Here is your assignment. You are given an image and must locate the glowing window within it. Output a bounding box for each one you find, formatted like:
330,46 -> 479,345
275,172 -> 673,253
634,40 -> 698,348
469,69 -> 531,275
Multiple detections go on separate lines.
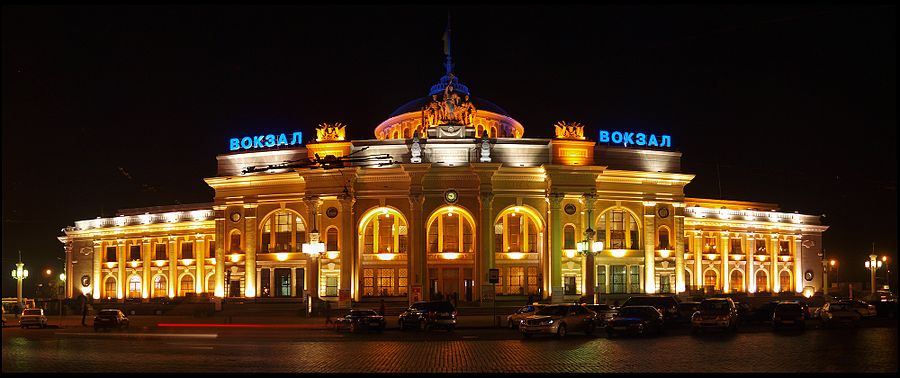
731,270 -> 743,292
326,228 -> 339,251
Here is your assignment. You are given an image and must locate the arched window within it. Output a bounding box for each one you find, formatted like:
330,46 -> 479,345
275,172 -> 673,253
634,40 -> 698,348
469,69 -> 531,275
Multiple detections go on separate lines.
657,227 -> 670,249
207,274 -> 216,294
756,270 -> 768,292
426,207 -> 476,253
229,230 -> 242,253
128,275 -> 142,298
596,208 -> 641,249
730,270 -> 743,292
326,227 -> 339,251
180,275 -> 194,296
153,275 -> 167,298
360,207 -> 408,254
104,277 -> 117,299
704,270 -> 717,291
563,225 -> 576,250
495,208 -> 541,253
779,271 -> 791,292
259,209 -> 306,253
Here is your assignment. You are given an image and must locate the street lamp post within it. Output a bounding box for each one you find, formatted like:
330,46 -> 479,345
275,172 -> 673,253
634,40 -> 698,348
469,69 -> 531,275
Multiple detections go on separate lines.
866,254 -> 878,297
10,253 -> 29,310
881,256 -> 890,292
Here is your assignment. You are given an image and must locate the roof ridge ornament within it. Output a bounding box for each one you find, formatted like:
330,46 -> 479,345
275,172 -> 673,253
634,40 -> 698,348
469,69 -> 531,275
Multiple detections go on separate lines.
554,120 -> 586,140
316,122 -> 346,142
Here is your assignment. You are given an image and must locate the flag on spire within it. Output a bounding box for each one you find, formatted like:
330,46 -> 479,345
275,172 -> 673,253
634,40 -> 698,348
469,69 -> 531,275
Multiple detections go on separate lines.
442,15 -> 451,56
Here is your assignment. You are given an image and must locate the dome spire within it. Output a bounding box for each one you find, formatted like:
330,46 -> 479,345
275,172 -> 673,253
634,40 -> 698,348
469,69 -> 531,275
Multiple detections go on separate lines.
442,11 -> 453,76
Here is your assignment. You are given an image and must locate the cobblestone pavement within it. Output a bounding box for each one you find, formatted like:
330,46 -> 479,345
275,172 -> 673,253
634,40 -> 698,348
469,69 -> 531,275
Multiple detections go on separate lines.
3,320 -> 896,373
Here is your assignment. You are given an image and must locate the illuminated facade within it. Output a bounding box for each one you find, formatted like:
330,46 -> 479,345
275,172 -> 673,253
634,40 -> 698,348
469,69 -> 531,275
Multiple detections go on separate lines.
59,57 -> 828,305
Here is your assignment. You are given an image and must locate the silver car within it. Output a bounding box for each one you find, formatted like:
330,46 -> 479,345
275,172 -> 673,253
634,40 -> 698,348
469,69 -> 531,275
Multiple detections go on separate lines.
19,308 -> 47,329
507,304 -> 546,329
520,304 -> 597,338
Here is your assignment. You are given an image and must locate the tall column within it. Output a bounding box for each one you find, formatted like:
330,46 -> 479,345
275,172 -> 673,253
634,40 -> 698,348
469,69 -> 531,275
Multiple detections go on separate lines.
168,237 -> 177,297
583,194 -> 596,301
291,267 -> 297,297
407,194 -> 422,304
340,195 -> 356,300
770,235 -> 779,293
116,241 -> 126,301
693,234 -> 702,291
142,239 -> 151,301
214,207 -> 226,297
195,236 -> 205,293
643,204 -> 655,294
304,198 -> 321,299
549,193 -> 564,302
747,236 -> 756,293
674,211 -> 685,293
244,204 -> 258,297
92,240 -> 102,300
479,192 -> 494,303
793,236 -> 802,293
721,232 -> 730,293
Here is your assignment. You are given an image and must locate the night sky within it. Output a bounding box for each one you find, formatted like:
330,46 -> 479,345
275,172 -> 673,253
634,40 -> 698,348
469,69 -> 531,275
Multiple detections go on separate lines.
2,5 -> 895,298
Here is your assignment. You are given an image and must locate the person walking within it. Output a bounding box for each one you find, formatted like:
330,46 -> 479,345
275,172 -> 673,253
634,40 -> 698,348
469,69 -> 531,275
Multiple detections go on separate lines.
324,300 -> 333,327
379,299 -> 386,316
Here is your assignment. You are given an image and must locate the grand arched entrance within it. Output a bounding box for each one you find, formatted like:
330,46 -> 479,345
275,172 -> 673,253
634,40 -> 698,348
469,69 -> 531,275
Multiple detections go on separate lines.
425,205 -> 477,302
358,207 -> 409,298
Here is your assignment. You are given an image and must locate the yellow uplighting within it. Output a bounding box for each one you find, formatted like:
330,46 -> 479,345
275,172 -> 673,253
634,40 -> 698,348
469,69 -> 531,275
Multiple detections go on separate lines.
507,252 -> 525,260
564,250 -> 577,259
376,253 -> 396,261
155,260 -> 166,267
707,254 -> 717,260
182,259 -> 194,265
610,249 -> 627,258
275,253 -> 289,261
658,249 -> 671,258
757,255 -> 766,261
802,287 -> 815,298
81,286 -> 92,295
209,258 -> 216,265
230,254 -> 241,263
326,252 -> 340,260
440,252 -> 460,260
780,256 -> 790,262
106,262 -> 116,268
130,261 -> 139,268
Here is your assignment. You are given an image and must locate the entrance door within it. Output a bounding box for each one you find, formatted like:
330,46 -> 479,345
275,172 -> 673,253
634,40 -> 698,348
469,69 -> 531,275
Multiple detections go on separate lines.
442,268 -> 460,302
229,281 -> 241,297
275,268 -> 291,297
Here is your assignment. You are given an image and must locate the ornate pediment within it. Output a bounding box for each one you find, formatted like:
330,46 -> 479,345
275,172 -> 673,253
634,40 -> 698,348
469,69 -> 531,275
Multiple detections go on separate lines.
316,122 -> 346,142
553,121 -> 585,140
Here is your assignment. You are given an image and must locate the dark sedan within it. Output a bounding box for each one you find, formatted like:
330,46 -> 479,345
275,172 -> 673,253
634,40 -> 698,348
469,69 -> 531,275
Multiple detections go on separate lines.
335,309 -> 385,332
605,306 -> 664,338
772,302 -> 805,330
93,309 -> 129,331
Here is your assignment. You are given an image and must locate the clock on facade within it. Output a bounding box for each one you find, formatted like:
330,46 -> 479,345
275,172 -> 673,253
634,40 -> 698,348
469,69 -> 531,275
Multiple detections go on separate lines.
804,270 -> 814,281
564,204 -> 577,215
444,190 -> 458,203
326,207 -> 339,218
81,275 -> 91,288
230,212 -> 241,222
657,207 -> 669,218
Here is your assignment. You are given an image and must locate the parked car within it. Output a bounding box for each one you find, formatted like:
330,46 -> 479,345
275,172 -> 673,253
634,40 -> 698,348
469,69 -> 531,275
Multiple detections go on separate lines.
507,304 -> 546,329
772,302 -> 805,330
398,301 -> 456,331
620,295 -> 681,324
819,302 -> 861,327
745,301 -> 780,324
678,301 -> 701,324
335,309 -> 385,333
93,309 -> 129,331
691,298 -> 739,333
605,306 -> 664,338
734,302 -> 752,325
584,304 -> 617,326
840,299 -> 877,318
519,304 -> 597,338
870,299 -> 897,319
19,308 -> 47,329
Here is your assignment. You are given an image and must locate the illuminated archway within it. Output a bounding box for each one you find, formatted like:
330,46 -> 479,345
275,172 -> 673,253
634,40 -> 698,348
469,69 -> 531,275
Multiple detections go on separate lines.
703,268 -> 718,291
128,274 -> 142,299
595,207 -> 642,250
103,276 -> 117,299
178,273 -> 195,296
258,208 -> 307,253
493,205 -> 544,296
730,269 -> 744,292
426,205 -> 477,253
358,206 -> 409,298
779,269 -> 792,293
152,274 -> 167,298
756,269 -> 769,293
